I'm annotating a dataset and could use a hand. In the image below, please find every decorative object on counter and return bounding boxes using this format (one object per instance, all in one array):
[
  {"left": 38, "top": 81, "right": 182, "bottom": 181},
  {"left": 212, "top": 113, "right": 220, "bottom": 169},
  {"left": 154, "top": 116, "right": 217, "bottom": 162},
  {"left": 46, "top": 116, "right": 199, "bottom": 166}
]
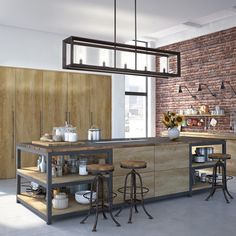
[
  {"left": 40, "top": 133, "right": 53, "bottom": 142},
  {"left": 79, "top": 158, "right": 88, "bottom": 175},
  {"left": 75, "top": 190, "right": 96, "bottom": 204},
  {"left": 88, "top": 127, "right": 101, "bottom": 141},
  {"left": 62, "top": 0, "right": 181, "bottom": 78},
  {"left": 199, "top": 105, "right": 209, "bottom": 115},
  {"left": 197, "top": 83, "right": 217, "bottom": 97},
  {"left": 162, "top": 111, "right": 182, "bottom": 140},
  {"left": 37, "top": 156, "right": 42, "bottom": 171},
  {"left": 177, "top": 85, "right": 196, "bottom": 99},
  {"left": 52, "top": 193, "right": 69, "bottom": 209}
]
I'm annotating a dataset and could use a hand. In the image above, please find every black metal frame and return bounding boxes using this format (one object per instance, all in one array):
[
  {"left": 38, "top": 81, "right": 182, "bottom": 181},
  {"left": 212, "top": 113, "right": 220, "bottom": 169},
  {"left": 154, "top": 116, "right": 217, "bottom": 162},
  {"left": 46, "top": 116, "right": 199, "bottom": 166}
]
[{"left": 62, "top": 0, "right": 181, "bottom": 78}]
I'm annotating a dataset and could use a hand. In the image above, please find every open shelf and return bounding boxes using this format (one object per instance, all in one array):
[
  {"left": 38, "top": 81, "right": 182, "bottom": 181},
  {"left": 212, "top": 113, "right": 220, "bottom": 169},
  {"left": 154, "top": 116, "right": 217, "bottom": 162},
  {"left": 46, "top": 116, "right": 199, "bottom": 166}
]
[
  {"left": 192, "top": 161, "right": 217, "bottom": 169},
  {"left": 17, "top": 167, "right": 94, "bottom": 187},
  {"left": 17, "top": 193, "right": 89, "bottom": 216},
  {"left": 184, "top": 114, "right": 226, "bottom": 117},
  {"left": 192, "top": 182, "right": 211, "bottom": 191}
]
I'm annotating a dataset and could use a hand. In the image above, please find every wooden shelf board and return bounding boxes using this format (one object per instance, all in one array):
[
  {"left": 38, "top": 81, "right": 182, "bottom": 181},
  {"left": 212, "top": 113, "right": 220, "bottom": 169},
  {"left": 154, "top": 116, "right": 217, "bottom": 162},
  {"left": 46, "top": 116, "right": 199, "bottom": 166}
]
[
  {"left": 17, "top": 193, "right": 89, "bottom": 216},
  {"left": 192, "top": 182, "right": 211, "bottom": 190},
  {"left": 192, "top": 161, "right": 217, "bottom": 169},
  {"left": 184, "top": 114, "right": 226, "bottom": 117},
  {"left": 17, "top": 167, "right": 94, "bottom": 186}
]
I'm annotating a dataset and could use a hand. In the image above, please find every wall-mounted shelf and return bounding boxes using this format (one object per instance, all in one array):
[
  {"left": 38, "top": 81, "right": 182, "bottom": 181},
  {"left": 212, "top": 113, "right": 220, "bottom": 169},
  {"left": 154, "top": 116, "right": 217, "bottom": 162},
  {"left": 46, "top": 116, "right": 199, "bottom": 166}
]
[{"left": 184, "top": 114, "right": 226, "bottom": 118}]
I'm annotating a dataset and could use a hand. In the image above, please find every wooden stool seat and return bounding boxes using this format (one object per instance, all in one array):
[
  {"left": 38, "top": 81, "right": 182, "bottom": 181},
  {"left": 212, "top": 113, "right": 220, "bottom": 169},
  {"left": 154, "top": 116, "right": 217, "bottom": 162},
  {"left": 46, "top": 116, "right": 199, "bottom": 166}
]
[
  {"left": 87, "top": 164, "right": 114, "bottom": 173},
  {"left": 208, "top": 153, "right": 231, "bottom": 160},
  {"left": 120, "top": 160, "right": 147, "bottom": 169}
]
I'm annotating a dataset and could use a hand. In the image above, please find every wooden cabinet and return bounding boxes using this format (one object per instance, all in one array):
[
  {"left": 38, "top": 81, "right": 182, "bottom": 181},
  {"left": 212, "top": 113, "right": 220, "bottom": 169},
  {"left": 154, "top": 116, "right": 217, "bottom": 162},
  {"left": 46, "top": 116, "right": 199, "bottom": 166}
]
[
  {"left": 42, "top": 71, "right": 68, "bottom": 134},
  {"left": 226, "top": 140, "right": 236, "bottom": 176},
  {"left": 15, "top": 68, "right": 43, "bottom": 167},
  {"left": 68, "top": 73, "right": 91, "bottom": 140},
  {"left": 89, "top": 75, "right": 111, "bottom": 139},
  {"left": 154, "top": 144, "right": 189, "bottom": 197},
  {"left": 68, "top": 73, "right": 111, "bottom": 140},
  {"left": 0, "top": 67, "right": 15, "bottom": 178},
  {"left": 112, "top": 146, "right": 155, "bottom": 203}
]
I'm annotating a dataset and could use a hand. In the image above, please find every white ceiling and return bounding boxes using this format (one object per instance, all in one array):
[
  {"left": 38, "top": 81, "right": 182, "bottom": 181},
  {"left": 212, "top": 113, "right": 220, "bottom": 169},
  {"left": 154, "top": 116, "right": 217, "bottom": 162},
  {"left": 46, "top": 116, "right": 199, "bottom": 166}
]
[{"left": 0, "top": 0, "right": 235, "bottom": 43}]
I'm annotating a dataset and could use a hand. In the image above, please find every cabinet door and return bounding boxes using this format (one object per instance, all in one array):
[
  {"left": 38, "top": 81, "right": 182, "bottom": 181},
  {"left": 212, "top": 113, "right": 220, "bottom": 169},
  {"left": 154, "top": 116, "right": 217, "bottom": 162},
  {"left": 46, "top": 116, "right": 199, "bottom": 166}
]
[
  {"left": 89, "top": 75, "right": 111, "bottom": 139},
  {"left": 0, "top": 67, "right": 15, "bottom": 178},
  {"left": 68, "top": 73, "right": 90, "bottom": 140},
  {"left": 226, "top": 140, "right": 236, "bottom": 176},
  {"left": 15, "top": 68, "right": 42, "bottom": 167},
  {"left": 42, "top": 71, "right": 68, "bottom": 134}
]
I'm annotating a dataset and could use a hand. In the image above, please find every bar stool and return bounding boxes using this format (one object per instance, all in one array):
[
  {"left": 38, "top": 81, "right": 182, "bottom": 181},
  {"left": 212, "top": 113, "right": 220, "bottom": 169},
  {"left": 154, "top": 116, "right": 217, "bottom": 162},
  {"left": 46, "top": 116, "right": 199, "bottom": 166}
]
[
  {"left": 80, "top": 164, "right": 120, "bottom": 232},
  {"left": 115, "top": 160, "right": 153, "bottom": 223},
  {"left": 205, "top": 153, "right": 234, "bottom": 203}
]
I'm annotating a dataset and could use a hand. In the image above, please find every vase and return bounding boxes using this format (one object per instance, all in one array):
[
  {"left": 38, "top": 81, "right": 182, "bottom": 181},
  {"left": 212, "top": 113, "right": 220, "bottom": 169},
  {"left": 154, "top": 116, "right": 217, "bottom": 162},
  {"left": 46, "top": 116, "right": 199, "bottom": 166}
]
[
  {"left": 168, "top": 127, "right": 180, "bottom": 140},
  {"left": 39, "top": 155, "right": 46, "bottom": 173}
]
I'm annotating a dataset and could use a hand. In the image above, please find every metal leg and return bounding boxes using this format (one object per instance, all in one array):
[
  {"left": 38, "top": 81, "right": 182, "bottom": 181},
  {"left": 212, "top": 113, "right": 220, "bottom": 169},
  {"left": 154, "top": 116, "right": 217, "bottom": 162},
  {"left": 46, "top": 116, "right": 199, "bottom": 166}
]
[
  {"left": 136, "top": 171, "right": 153, "bottom": 219},
  {"left": 133, "top": 173, "right": 139, "bottom": 213},
  {"left": 105, "top": 175, "right": 120, "bottom": 227},
  {"left": 115, "top": 171, "right": 131, "bottom": 217},
  {"left": 46, "top": 154, "right": 52, "bottom": 225},
  {"left": 101, "top": 176, "right": 107, "bottom": 220},
  {"left": 80, "top": 176, "right": 97, "bottom": 224},
  {"left": 128, "top": 171, "right": 134, "bottom": 224},
  {"left": 16, "top": 149, "right": 21, "bottom": 203},
  {"left": 205, "top": 164, "right": 217, "bottom": 201},
  {"left": 92, "top": 175, "right": 100, "bottom": 232},
  {"left": 222, "top": 165, "right": 234, "bottom": 199},
  {"left": 222, "top": 163, "right": 230, "bottom": 204}
]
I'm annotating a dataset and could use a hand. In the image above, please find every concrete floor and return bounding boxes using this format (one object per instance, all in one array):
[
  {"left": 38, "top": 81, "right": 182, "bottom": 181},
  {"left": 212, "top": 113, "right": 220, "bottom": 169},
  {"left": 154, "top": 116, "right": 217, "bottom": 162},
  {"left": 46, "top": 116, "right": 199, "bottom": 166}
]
[{"left": 0, "top": 179, "right": 236, "bottom": 236}]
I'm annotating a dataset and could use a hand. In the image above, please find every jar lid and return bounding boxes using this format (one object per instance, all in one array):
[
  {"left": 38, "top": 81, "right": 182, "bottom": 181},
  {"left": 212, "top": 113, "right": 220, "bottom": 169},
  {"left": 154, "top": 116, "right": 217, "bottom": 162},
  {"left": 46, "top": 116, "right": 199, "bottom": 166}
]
[{"left": 55, "top": 193, "right": 67, "bottom": 200}]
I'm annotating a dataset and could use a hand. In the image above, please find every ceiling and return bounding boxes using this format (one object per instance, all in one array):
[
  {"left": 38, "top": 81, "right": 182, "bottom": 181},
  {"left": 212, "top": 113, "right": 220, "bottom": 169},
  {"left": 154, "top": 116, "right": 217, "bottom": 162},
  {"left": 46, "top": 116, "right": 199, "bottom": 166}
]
[{"left": 0, "top": 0, "right": 235, "bottom": 43}]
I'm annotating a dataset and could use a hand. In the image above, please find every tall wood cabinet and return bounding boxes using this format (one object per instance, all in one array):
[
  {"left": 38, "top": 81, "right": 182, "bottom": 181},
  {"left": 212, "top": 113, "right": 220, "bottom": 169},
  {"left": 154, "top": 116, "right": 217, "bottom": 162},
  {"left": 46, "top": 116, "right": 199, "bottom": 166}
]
[
  {"left": 0, "top": 68, "right": 15, "bottom": 178},
  {"left": 15, "top": 68, "right": 43, "bottom": 167},
  {"left": 0, "top": 66, "right": 112, "bottom": 179}
]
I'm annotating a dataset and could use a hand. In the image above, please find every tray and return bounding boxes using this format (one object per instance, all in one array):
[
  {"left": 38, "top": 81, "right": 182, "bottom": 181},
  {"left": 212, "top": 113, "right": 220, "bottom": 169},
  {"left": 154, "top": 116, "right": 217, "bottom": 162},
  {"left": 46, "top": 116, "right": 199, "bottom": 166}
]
[{"left": 32, "top": 141, "right": 85, "bottom": 147}]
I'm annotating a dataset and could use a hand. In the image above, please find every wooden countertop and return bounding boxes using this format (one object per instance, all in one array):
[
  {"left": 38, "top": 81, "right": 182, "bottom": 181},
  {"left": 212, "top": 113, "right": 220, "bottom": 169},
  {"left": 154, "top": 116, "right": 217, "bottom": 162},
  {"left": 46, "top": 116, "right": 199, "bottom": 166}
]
[
  {"left": 161, "top": 131, "right": 236, "bottom": 140},
  {"left": 17, "top": 136, "right": 226, "bottom": 154}
]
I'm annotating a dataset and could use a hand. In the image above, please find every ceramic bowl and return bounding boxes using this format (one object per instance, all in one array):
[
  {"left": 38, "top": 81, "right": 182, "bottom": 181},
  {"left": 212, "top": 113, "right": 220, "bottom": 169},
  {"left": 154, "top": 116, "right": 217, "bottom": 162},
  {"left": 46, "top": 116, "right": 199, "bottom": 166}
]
[{"left": 75, "top": 190, "right": 96, "bottom": 204}]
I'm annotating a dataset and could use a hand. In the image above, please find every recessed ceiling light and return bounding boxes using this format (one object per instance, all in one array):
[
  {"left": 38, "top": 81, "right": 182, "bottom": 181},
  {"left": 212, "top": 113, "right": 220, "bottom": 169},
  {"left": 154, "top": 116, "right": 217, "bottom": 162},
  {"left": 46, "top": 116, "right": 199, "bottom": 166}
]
[{"left": 183, "top": 21, "right": 203, "bottom": 28}]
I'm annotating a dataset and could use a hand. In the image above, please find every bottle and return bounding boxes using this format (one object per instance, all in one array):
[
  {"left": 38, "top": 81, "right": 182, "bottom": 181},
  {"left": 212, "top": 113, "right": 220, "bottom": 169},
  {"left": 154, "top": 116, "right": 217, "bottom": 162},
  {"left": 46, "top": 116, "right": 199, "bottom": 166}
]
[
  {"left": 40, "top": 155, "right": 46, "bottom": 173},
  {"left": 37, "top": 156, "right": 42, "bottom": 171}
]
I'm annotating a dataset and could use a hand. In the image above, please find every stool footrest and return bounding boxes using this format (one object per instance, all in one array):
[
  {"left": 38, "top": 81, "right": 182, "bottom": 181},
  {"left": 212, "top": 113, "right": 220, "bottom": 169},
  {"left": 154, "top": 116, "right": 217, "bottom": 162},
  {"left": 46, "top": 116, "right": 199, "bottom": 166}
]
[{"left": 117, "top": 186, "right": 149, "bottom": 195}]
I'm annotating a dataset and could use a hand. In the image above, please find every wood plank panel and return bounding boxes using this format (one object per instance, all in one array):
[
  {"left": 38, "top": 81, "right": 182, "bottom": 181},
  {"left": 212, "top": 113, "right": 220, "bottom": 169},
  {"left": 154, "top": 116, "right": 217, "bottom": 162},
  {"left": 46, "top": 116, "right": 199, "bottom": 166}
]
[
  {"left": 89, "top": 75, "right": 111, "bottom": 139},
  {"left": 0, "top": 67, "right": 15, "bottom": 178},
  {"left": 15, "top": 68, "right": 42, "bottom": 167},
  {"left": 155, "top": 144, "right": 189, "bottom": 171},
  {"left": 42, "top": 71, "right": 68, "bottom": 134},
  {"left": 155, "top": 168, "right": 189, "bottom": 197},
  {"left": 68, "top": 73, "right": 90, "bottom": 140},
  {"left": 113, "top": 172, "right": 155, "bottom": 204},
  {"left": 113, "top": 146, "right": 155, "bottom": 176},
  {"left": 226, "top": 140, "right": 236, "bottom": 176}
]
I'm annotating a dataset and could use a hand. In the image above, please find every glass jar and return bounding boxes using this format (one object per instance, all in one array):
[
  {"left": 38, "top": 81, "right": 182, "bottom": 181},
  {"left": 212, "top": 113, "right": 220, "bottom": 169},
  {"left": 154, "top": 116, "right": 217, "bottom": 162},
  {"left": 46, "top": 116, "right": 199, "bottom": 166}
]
[{"left": 79, "top": 159, "right": 88, "bottom": 175}]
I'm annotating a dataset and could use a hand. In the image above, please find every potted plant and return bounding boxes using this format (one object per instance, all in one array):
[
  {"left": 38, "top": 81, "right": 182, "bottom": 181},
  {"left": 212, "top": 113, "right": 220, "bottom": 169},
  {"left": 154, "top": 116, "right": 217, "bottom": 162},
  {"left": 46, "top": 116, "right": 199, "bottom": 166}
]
[{"left": 162, "top": 111, "right": 183, "bottom": 140}]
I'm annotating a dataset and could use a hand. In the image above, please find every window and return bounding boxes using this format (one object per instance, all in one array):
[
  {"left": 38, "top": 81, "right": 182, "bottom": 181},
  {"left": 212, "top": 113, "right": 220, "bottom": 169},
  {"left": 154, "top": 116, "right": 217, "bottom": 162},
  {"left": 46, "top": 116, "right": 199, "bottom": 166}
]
[{"left": 125, "top": 41, "right": 148, "bottom": 138}]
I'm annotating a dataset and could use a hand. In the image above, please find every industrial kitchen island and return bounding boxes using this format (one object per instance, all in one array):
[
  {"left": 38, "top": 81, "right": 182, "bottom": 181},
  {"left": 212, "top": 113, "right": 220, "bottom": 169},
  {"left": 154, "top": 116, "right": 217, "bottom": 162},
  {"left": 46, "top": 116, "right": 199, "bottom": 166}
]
[{"left": 16, "top": 137, "right": 226, "bottom": 224}]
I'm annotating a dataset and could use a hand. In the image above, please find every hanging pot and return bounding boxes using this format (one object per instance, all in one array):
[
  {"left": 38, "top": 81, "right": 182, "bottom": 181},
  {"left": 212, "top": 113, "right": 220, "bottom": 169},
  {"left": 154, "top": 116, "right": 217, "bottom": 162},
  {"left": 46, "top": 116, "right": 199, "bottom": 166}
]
[{"left": 88, "top": 128, "right": 101, "bottom": 141}]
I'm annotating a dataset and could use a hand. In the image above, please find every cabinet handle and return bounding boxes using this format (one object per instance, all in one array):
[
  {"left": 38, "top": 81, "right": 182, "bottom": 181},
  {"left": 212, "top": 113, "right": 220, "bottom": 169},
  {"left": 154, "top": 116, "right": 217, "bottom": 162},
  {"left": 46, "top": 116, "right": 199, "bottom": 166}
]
[
  {"left": 68, "top": 112, "right": 71, "bottom": 124},
  {"left": 40, "top": 111, "right": 42, "bottom": 137},
  {"left": 12, "top": 111, "right": 15, "bottom": 159}
]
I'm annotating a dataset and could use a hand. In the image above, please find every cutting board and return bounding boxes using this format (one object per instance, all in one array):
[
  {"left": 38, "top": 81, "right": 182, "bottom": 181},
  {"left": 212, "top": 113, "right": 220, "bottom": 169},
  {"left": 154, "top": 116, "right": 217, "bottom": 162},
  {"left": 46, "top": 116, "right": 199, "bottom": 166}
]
[{"left": 32, "top": 140, "right": 85, "bottom": 147}]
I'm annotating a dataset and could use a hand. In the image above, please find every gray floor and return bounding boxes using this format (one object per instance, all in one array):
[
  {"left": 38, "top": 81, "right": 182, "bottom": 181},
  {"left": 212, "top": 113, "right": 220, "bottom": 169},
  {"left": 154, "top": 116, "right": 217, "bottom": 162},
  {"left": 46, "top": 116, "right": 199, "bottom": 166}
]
[{"left": 0, "top": 179, "right": 236, "bottom": 236}]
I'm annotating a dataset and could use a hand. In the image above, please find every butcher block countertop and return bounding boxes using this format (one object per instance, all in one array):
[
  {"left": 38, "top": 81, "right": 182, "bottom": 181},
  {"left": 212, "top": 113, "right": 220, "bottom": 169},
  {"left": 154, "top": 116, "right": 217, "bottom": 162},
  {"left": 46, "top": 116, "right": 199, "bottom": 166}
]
[
  {"left": 17, "top": 136, "right": 226, "bottom": 154},
  {"left": 161, "top": 131, "right": 236, "bottom": 140}
]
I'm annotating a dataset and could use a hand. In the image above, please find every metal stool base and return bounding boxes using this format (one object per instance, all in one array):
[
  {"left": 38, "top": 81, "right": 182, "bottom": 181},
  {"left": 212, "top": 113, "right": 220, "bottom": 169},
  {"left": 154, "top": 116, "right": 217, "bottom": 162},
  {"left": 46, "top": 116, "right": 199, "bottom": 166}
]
[
  {"left": 116, "top": 169, "right": 153, "bottom": 223},
  {"left": 205, "top": 160, "right": 234, "bottom": 203},
  {"left": 80, "top": 173, "right": 120, "bottom": 231}
]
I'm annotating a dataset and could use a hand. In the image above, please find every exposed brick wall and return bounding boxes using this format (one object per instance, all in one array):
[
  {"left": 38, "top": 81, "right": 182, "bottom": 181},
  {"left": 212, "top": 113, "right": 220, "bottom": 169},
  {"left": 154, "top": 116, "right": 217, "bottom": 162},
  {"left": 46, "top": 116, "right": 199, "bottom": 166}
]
[{"left": 156, "top": 27, "right": 236, "bottom": 135}]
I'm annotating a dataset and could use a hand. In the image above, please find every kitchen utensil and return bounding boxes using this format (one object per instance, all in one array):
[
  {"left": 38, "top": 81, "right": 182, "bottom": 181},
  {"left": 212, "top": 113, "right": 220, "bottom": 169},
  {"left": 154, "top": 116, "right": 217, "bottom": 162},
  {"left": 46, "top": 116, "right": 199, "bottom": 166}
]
[
  {"left": 193, "top": 155, "right": 205, "bottom": 163},
  {"left": 79, "top": 158, "right": 88, "bottom": 175},
  {"left": 88, "top": 128, "right": 101, "bottom": 141},
  {"left": 52, "top": 193, "right": 68, "bottom": 209},
  {"left": 75, "top": 190, "right": 96, "bottom": 204},
  {"left": 201, "top": 173, "right": 207, "bottom": 182},
  {"left": 68, "top": 132, "right": 79, "bottom": 142}
]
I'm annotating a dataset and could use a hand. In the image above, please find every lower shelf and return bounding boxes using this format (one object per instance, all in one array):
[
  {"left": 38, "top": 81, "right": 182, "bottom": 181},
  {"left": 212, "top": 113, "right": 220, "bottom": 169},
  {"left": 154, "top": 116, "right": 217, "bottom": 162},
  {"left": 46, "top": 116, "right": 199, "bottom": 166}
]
[
  {"left": 192, "top": 182, "right": 211, "bottom": 191},
  {"left": 17, "top": 193, "right": 89, "bottom": 216}
]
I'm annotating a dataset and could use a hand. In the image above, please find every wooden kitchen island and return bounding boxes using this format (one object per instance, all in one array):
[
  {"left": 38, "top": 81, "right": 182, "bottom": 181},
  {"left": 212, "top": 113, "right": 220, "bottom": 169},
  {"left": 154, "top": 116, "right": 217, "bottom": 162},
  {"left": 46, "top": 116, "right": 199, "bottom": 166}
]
[{"left": 16, "top": 137, "right": 226, "bottom": 224}]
